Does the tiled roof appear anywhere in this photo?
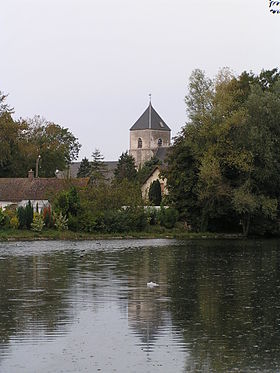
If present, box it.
[154,147,170,164]
[0,178,89,202]
[56,161,118,180]
[130,104,171,131]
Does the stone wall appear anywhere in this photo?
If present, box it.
[129,129,170,168]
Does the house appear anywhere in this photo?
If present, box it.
[141,166,168,202]
[0,170,88,211]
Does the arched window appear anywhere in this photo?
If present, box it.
[158,138,162,147]
[138,138,142,148]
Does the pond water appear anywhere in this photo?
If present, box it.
[1,239,280,372]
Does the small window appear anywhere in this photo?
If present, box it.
[138,138,142,148]
[159,121,164,128]
[158,138,162,147]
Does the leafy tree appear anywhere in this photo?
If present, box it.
[53,186,81,218]
[114,151,137,182]
[185,69,214,126]
[0,99,81,177]
[0,92,17,175]
[0,116,28,177]
[163,130,200,226]
[83,179,143,213]
[0,91,13,115]
[165,67,280,235]
[148,180,162,205]
[77,157,91,178]
[24,116,81,177]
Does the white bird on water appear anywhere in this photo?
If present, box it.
[147,281,159,288]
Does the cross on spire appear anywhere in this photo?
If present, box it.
[148,94,152,128]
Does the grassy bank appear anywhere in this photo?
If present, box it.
[0,228,244,241]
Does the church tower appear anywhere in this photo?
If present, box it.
[129,99,171,168]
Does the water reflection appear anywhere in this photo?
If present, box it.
[1,239,280,372]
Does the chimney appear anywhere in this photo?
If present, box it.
[28,169,34,180]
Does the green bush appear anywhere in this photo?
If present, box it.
[79,210,105,232]
[146,207,159,225]
[31,212,45,232]
[54,192,68,216]
[17,206,26,229]
[103,207,147,233]
[0,208,6,227]
[25,201,34,229]
[53,212,68,231]
[53,187,81,218]
[159,207,179,229]
[128,207,147,231]
[17,201,34,229]
[68,213,79,232]
[77,207,147,234]
[10,216,19,229]
[43,206,53,228]
[103,210,128,233]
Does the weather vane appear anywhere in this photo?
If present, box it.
[149,93,152,104]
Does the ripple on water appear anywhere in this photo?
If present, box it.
[1,239,280,372]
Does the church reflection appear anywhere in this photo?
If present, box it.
[127,280,169,352]
[116,248,174,352]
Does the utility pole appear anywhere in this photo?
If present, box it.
[35,155,41,178]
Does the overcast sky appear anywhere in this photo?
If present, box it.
[1,0,279,161]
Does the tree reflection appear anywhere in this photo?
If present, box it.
[167,240,280,372]
[1,240,280,372]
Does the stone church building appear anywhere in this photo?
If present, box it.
[129,101,171,168]
[57,100,171,181]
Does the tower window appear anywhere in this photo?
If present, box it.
[158,138,162,147]
[138,138,142,148]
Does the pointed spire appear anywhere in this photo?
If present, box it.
[130,98,171,131]
[149,94,152,129]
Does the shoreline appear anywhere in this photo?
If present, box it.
[0,229,248,241]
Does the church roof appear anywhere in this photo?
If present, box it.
[0,177,88,202]
[130,103,171,131]
[154,146,170,164]
[56,161,118,181]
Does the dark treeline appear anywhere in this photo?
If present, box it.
[164,68,280,236]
